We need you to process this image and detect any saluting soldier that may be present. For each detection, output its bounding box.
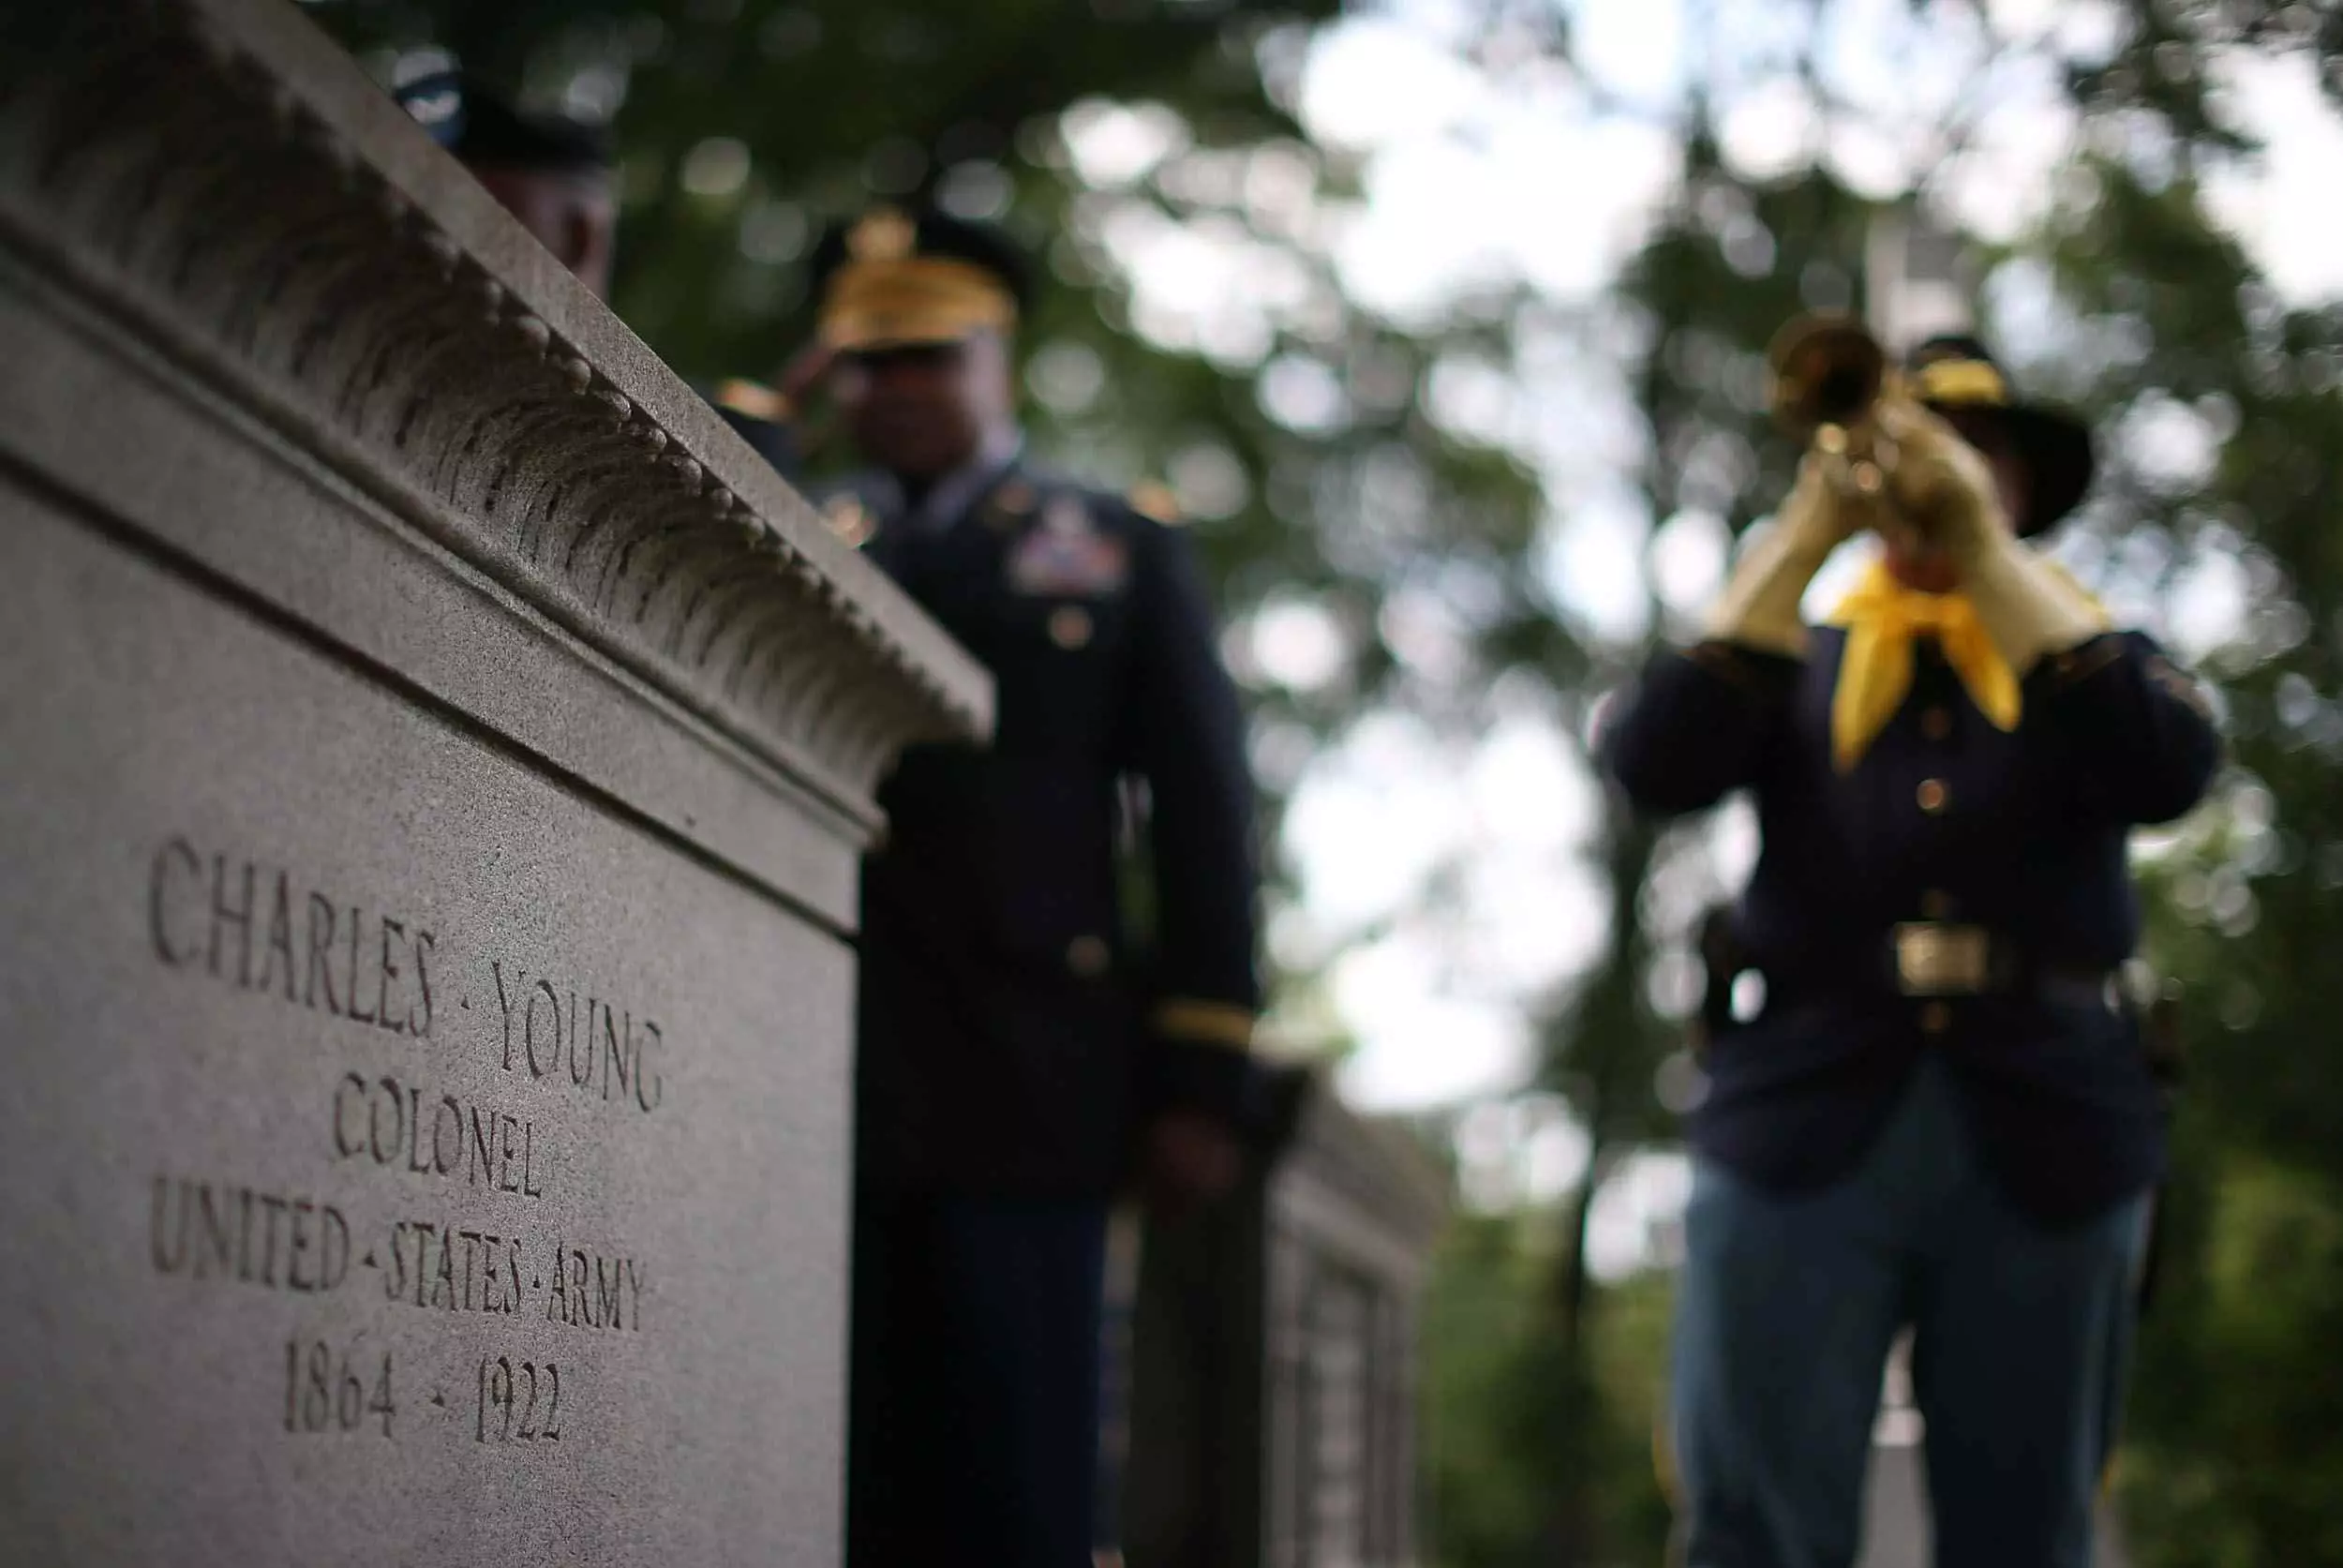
[1603,334,2221,1568]
[760,207,1264,1568]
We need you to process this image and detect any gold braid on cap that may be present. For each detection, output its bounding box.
[818,257,1017,351]
[1151,999,1257,1053]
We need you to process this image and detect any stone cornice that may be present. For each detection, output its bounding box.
[0,0,992,807]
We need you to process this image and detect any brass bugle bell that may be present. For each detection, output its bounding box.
[1766,313,1888,441]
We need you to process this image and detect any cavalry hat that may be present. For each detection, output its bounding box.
[807,206,1032,353]
[1905,335,2095,536]
[393,69,613,175]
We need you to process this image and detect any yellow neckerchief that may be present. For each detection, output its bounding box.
[1823,560,2021,772]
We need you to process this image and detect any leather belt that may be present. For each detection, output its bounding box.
[1742,923,2112,1005]
[1691,914,2124,1053]
[1886,921,2113,1008]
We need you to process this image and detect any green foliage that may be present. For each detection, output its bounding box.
[1422,1215,1571,1563]
[2041,16,2343,1565]
[2119,1144,2343,1565]
[1421,1211,1674,1567]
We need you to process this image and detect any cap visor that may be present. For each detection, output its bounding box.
[2001,405,2094,536]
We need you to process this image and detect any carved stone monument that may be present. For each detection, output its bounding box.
[0,4,989,1563]
[1116,1083,1446,1568]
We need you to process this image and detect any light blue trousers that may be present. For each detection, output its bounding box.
[1670,1056,2149,1568]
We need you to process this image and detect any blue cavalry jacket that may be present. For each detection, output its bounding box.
[1603,629,2221,1223]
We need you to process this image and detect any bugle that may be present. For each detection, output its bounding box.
[1765,312,1905,510]
[1765,313,1888,441]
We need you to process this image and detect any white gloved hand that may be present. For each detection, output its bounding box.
[1871,397,2102,671]
[1701,455,1854,657]
[1865,396,2013,567]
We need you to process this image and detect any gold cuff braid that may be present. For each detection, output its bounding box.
[1151,999,1256,1052]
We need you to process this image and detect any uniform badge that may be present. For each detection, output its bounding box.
[1007,495,1128,596]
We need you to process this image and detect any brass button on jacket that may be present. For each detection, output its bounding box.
[1917,778,1949,814]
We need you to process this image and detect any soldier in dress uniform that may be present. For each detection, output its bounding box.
[392,70,799,473]
[766,206,1263,1568]
[392,68,617,297]
[1603,333,2221,1568]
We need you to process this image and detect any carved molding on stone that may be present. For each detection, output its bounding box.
[0,0,992,804]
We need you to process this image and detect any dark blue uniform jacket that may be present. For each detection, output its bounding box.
[713,402,1263,1195]
[1603,629,2220,1223]
[853,464,1259,1196]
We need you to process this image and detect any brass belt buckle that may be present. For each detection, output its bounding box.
[1893,922,1991,996]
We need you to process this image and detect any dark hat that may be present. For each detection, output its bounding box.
[1905,335,2094,536]
[393,70,612,176]
[806,206,1033,352]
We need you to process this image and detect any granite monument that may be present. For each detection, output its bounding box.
[0,3,990,1562]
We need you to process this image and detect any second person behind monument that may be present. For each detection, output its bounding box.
[783,207,1267,1568]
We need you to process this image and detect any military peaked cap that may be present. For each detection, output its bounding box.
[807,206,1035,351]
[1905,335,2096,536]
[393,69,613,176]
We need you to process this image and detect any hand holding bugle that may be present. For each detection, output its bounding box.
[1765,314,2006,564]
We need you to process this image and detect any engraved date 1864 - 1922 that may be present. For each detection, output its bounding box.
[280,1338,574,1445]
